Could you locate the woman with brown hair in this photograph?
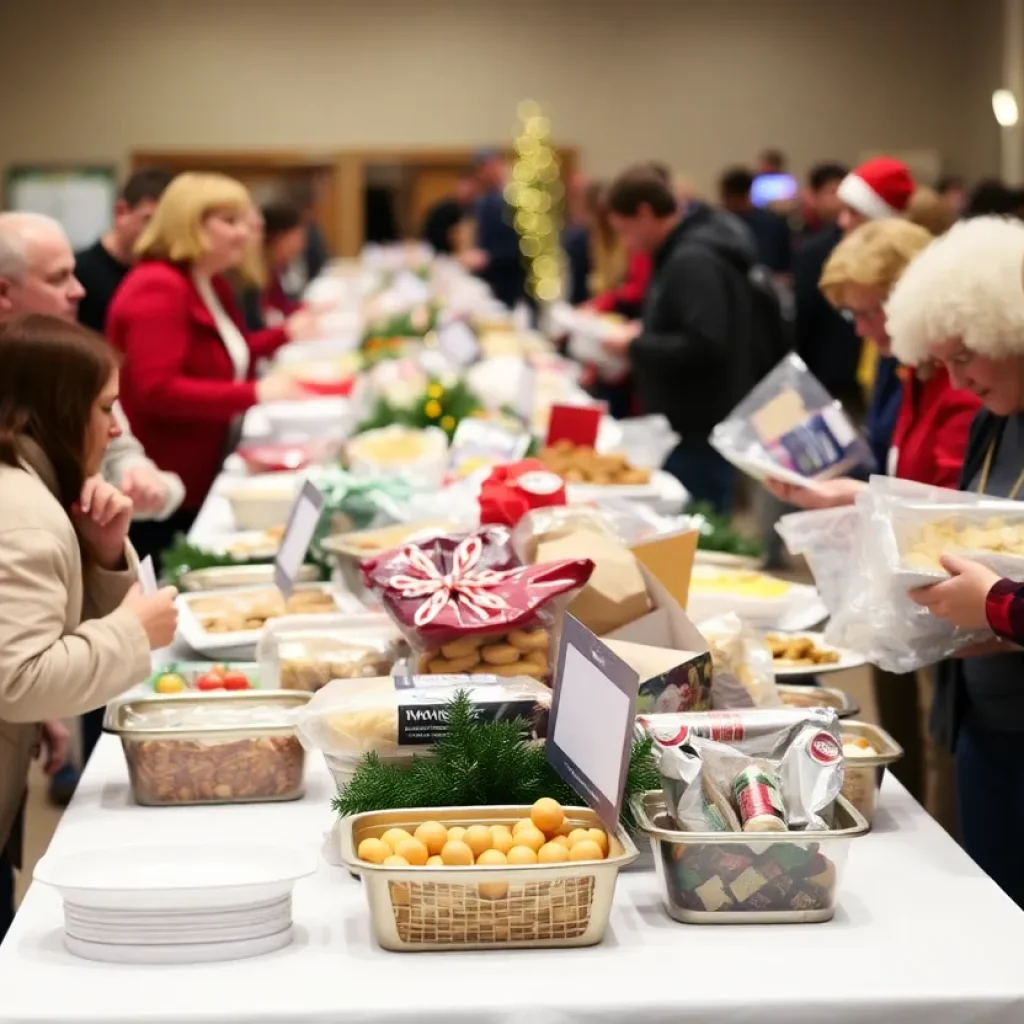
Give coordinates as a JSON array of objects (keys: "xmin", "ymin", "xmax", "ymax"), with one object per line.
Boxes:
[{"xmin": 0, "ymin": 315, "xmax": 178, "ymax": 936}]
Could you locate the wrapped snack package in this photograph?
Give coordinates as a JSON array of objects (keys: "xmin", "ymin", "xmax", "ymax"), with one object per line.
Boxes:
[
  {"xmin": 638, "ymin": 707, "xmax": 844, "ymax": 833},
  {"xmin": 824, "ymin": 478, "xmax": 1001, "ymax": 673},
  {"xmin": 710, "ymin": 353, "xmax": 873, "ymax": 487},
  {"xmin": 294, "ymin": 674, "xmax": 551, "ymax": 789},
  {"xmin": 775, "ymin": 505, "xmax": 861, "ymax": 616},
  {"xmin": 698, "ymin": 613, "xmax": 782, "ymax": 709},
  {"xmin": 360, "ymin": 525, "xmax": 594, "ymax": 684},
  {"xmin": 257, "ymin": 615, "xmax": 404, "ymax": 692}
]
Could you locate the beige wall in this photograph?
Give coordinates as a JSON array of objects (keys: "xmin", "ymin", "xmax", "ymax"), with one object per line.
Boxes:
[{"xmin": 0, "ymin": 0, "xmax": 1002, "ymax": 194}]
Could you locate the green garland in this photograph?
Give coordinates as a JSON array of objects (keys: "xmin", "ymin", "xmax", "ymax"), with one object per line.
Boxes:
[
  {"xmin": 333, "ymin": 690, "xmax": 660, "ymax": 830},
  {"xmin": 690, "ymin": 502, "xmax": 764, "ymax": 558},
  {"xmin": 355, "ymin": 378, "xmax": 482, "ymax": 442}
]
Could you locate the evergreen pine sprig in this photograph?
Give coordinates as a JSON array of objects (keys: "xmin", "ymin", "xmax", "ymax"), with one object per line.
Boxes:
[{"xmin": 331, "ymin": 690, "xmax": 659, "ymax": 829}]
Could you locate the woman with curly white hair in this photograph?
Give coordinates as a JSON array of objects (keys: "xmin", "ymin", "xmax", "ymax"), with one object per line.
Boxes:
[{"xmin": 885, "ymin": 215, "xmax": 1024, "ymax": 908}]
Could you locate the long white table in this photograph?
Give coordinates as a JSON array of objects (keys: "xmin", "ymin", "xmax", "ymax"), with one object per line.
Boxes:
[{"xmin": 2, "ymin": 736, "xmax": 1023, "ymax": 1024}]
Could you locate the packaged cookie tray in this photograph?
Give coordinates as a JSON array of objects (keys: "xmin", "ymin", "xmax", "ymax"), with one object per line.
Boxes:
[
  {"xmin": 337, "ymin": 805, "xmax": 638, "ymax": 952},
  {"xmin": 103, "ymin": 691, "xmax": 310, "ymax": 807},
  {"xmin": 840, "ymin": 720, "xmax": 903, "ymax": 826},
  {"xmin": 631, "ymin": 790, "xmax": 868, "ymax": 924},
  {"xmin": 294, "ymin": 675, "xmax": 551, "ymax": 793}
]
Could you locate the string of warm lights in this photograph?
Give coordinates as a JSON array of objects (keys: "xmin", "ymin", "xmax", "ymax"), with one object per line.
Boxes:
[{"xmin": 506, "ymin": 100, "xmax": 565, "ymax": 304}]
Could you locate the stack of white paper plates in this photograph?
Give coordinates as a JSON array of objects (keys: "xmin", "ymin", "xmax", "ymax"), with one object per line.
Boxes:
[{"xmin": 34, "ymin": 844, "xmax": 315, "ymax": 964}]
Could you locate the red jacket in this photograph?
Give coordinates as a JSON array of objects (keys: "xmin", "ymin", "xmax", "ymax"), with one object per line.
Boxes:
[
  {"xmin": 591, "ymin": 250, "xmax": 652, "ymax": 314},
  {"xmin": 262, "ymin": 273, "xmax": 301, "ymax": 325},
  {"xmin": 106, "ymin": 261, "xmax": 288, "ymax": 510},
  {"xmin": 891, "ymin": 365, "xmax": 981, "ymax": 487}
]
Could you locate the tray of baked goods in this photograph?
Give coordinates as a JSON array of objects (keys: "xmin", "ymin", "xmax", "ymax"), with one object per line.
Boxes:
[
  {"xmin": 764, "ymin": 632, "xmax": 867, "ymax": 678},
  {"xmin": 176, "ymin": 583, "xmax": 367, "ymax": 661}
]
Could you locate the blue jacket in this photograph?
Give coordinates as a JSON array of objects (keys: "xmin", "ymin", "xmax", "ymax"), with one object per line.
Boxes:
[{"xmin": 475, "ymin": 190, "xmax": 527, "ymax": 308}]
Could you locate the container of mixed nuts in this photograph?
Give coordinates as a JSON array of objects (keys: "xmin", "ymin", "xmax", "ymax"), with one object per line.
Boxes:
[{"xmin": 103, "ymin": 691, "xmax": 310, "ymax": 807}]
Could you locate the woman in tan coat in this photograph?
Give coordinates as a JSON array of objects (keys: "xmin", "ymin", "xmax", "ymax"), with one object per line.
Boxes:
[{"xmin": 0, "ymin": 316, "xmax": 178, "ymax": 934}]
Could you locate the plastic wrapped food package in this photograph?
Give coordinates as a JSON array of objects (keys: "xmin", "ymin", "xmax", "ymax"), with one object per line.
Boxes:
[
  {"xmin": 294, "ymin": 674, "xmax": 551, "ymax": 790},
  {"xmin": 775, "ymin": 505, "xmax": 862, "ymax": 616},
  {"xmin": 824, "ymin": 478, "xmax": 998, "ymax": 673},
  {"xmin": 710, "ymin": 353, "xmax": 873, "ymax": 487},
  {"xmin": 360, "ymin": 526, "xmax": 594, "ymax": 685},
  {"xmin": 257, "ymin": 614, "xmax": 404, "ymax": 692},
  {"xmin": 698, "ymin": 613, "xmax": 782, "ymax": 710}
]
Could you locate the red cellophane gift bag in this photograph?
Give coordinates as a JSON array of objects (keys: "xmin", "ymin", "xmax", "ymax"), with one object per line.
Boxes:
[{"xmin": 360, "ymin": 525, "xmax": 594, "ymax": 684}]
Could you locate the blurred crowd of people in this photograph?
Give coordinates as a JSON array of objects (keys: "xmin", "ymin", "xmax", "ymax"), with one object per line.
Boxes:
[{"xmin": 5, "ymin": 138, "xmax": 1024, "ymax": 940}]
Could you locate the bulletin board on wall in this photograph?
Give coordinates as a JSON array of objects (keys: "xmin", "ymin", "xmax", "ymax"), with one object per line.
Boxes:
[{"xmin": 3, "ymin": 165, "xmax": 118, "ymax": 250}]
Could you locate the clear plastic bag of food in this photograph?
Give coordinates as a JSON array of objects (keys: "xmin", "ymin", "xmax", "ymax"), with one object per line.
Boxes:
[
  {"xmin": 698, "ymin": 613, "xmax": 782, "ymax": 710},
  {"xmin": 775, "ymin": 505, "xmax": 862, "ymax": 615},
  {"xmin": 293, "ymin": 674, "xmax": 551, "ymax": 789},
  {"xmin": 824, "ymin": 478, "xmax": 996, "ymax": 672},
  {"xmin": 360, "ymin": 526, "xmax": 594, "ymax": 684},
  {"xmin": 637, "ymin": 707, "xmax": 843, "ymax": 833},
  {"xmin": 710, "ymin": 353, "xmax": 874, "ymax": 487},
  {"xmin": 257, "ymin": 615, "xmax": 404, "ymax": 692}
]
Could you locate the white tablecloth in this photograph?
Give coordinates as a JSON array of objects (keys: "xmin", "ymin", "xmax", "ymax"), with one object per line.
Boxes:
[{"xmin": 2, "ymin": 738, "xmax": 1023, "ymax": 1024}]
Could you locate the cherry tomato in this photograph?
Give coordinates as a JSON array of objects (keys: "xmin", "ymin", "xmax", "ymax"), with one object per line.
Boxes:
[
  {"xmin": 195, "ymin": 673, "xmax": 224, "ymax": 691},
  {"xmin": 222, "ymin": 671, "xmax": 251, "ymax": 691}
]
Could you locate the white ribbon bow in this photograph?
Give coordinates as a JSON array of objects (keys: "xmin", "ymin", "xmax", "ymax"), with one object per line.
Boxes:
[{"xmin": 389, "ymin": 535, "xmax": 522, "ymax": 626}]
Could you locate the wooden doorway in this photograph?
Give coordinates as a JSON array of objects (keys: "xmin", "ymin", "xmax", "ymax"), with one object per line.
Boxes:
[{"xmin": 129, "ymin": 150, "xmax": 340, "ymax": 252}]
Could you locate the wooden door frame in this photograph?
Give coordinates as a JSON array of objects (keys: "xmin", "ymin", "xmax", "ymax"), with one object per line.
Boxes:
[
  {"xmin": 332, "ymin": 146, "xmax": 579, "ymax": 257},
  {"xmin": 130, "ymin": 146, "xmax": 580, "ymax": 259},
  {"xmin": 130, "ymin": 149, "xmax": 340, "ymax": 252}
]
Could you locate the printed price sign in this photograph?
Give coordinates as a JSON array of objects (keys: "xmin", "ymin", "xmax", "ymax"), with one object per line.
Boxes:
[
  {"xmin": 513, "ymin": 363, "xmax": 536, "ymax": 424},
  {"xmin": 274, "ymin": 480, "xmax": 325, "ymax": 597},
  {"xmin": 547, "ymin": 614, "xmax": 640, "ymax": 830}
]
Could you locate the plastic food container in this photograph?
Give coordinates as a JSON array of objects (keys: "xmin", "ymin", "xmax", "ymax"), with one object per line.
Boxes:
[
  {"xmin": 103, "ymin": 691, "xmax": 310, "ymax": 807},
  {"xmin": 840, "ymin": 720, "xmax": 903, "ymax": 825},
  {"xmin": 631, "ymin": 790, "xmax": 868, "ymax": 924},
  {"xmin": 321, "ymin": 520, "xmax": 458, "ymax": 602},
  {"xmin": 147, "ymin": 662, "xmax": 261, "ymax": 693},
  {"xmin": 346, "ymin": 425, "xmax": 450, "ymax": 489},
  {"xmin": 338, "ymin": 805, "xmax": 638, "ymax": 951},
  {"xmin": 221, "ymin": 473, "xmax": 303, "ymax": 531},
  {"xmin": 777, "ymin": 684, "xmax": 860, "ymax": 718},
  {"xmin": 257, "ymin": 615, "xmax": 402, "ymax": 692},
  {"xmin": 175, "ymin": 583, "xmax": 363, "ymax": 661}
]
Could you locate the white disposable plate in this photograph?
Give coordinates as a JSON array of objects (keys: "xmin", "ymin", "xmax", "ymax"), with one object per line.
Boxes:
[
  {"xmin": 764, "ymin": 631, "xmax": 867, "ymax": 678},
  {"xmin": 35, "ymin": 844, "xmax": 316, "ymax": 912},
  {"xmin": 64, "ymin": 926, "xmax": 293, "ymax": 965},
  {"xmin": 64, "ymin": 912, "xmax": 293, "ymax": 947},
  {"xmin": 64, "ymin": 896, "xmax": 292, "ymax": 931}
]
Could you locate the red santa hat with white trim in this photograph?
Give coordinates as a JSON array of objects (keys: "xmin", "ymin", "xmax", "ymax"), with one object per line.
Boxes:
[{"xmin": 836, "ymin": 157, "xmax": 916, "ymax": 220}]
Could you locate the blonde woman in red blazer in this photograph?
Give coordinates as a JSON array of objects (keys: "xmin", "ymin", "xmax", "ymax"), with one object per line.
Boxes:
[{"xmin": 106, "ymin": 173, "xmax": 311, "ymax": 561}]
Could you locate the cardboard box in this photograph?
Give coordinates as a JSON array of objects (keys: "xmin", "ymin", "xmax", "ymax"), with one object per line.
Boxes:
[
  {"xmin": 604, "ymin": 562, "xmax": 712, "ymax": 714},
  {"xmin": 629, "ymin": 528, "xmax": 699, "ymax": 610},
  {"xmin": 537, "ymin": 529, "xmax": 651, "ymax": 636}
]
